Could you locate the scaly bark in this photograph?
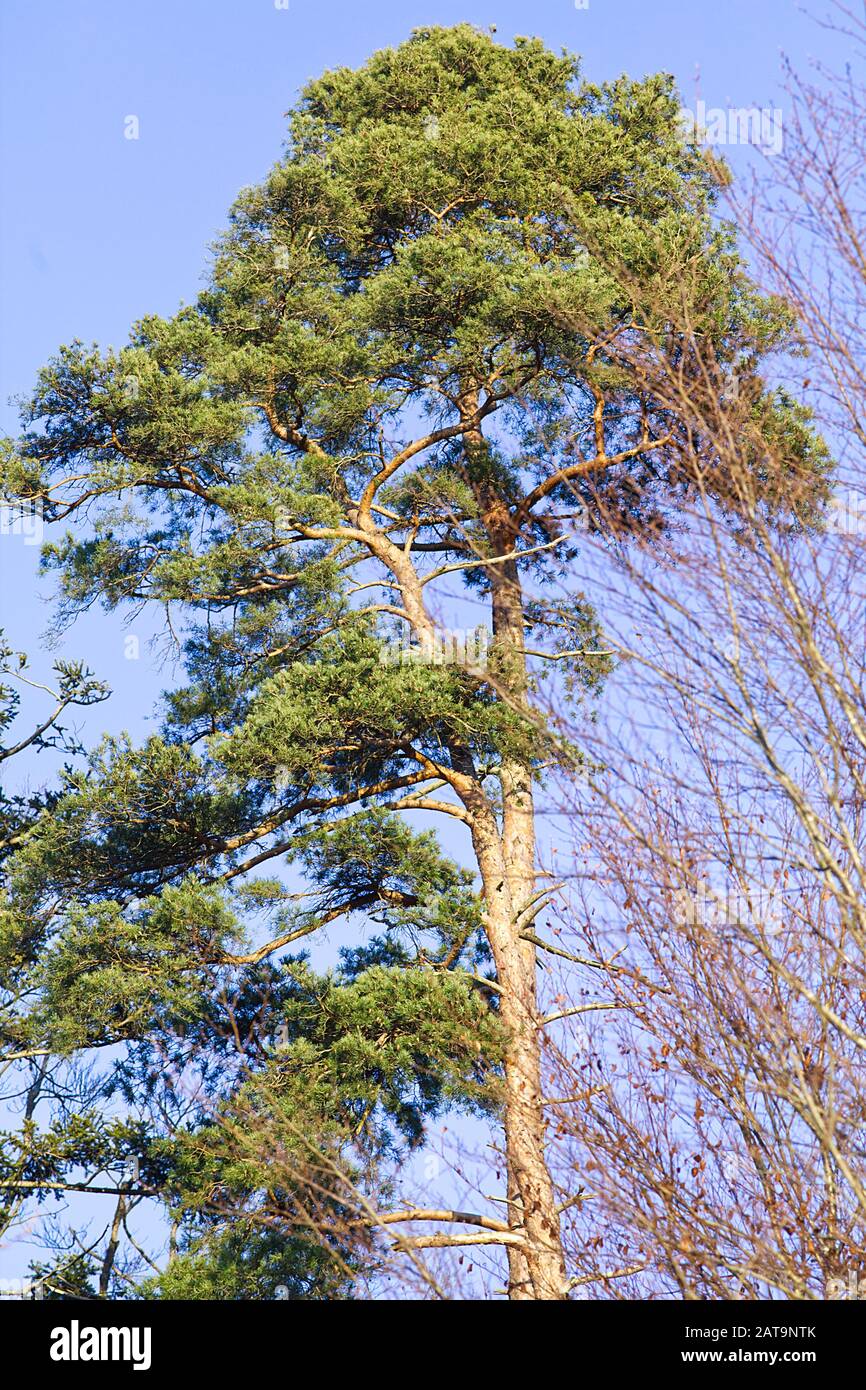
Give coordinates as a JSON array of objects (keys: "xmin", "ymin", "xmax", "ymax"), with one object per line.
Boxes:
[{"xmin": 460, "ymin": 392, "xmax": 568, "ymax": 1299}]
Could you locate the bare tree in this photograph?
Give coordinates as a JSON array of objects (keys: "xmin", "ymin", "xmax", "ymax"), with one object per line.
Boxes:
[{"xmin": 524, "ymin": 26, "xmax": 866, "ymax": 1298}]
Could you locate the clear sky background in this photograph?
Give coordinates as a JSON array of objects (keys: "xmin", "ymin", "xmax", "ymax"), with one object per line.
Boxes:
[{"xmin": 0, "ymin": 0, "xmax": 850, "ymax": 1290}]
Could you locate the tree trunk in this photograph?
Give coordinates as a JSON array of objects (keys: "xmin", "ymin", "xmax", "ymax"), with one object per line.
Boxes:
[
  {"xmin": 378, "ymin": 385, "xmax": 568, "ymax": 1297},
  {"xmin": 468, "ymin": 798, "xmax": 568, "ymax": 1298},
  {"xmin": 459, "ymin": 393, "xmax": 567, "ymax": 1296}
]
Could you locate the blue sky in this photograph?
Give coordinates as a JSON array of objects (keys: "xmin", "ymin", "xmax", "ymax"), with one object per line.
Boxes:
[{"xmin": 0, "ymin": 0, "xmax": 848, "ymax": 1289}]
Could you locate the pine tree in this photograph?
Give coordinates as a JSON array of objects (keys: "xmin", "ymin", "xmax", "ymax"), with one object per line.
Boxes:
[{"xmin": 0, "ymin": 26, "xmax": 824, "ymax": 1297}]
